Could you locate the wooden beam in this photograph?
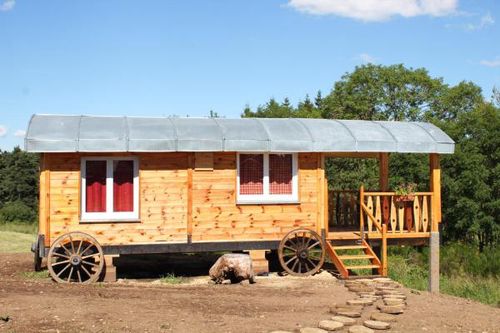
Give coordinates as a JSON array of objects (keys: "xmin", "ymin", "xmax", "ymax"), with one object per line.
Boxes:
[
  {"xmin": 39, "ymin": 154, "xmax": 51, "ymax": 247},
  {"xmin": 381, "ymin": 224, "xmax": 388, "ymax": 276},
  {"xmin": 379, "ymin": 153, "xmax": 389, "ymax": 191},
  {"xmin": 429, "ymin": 154, "xmax": 441, "ymax": 232},
  {"xmin": 316, "ymin": 154, "xmax": 324, "ymax": 235},
  {"xmin": 38, "ymin": 154, "xmax": 47, "ymax": 241},
  {"xmin": 322, "ymin": 154, "xmax": 329, "ymax": 234},
  {"xmin": 187, "ymin": 154, "xmax": 194, "ymax": 242}
]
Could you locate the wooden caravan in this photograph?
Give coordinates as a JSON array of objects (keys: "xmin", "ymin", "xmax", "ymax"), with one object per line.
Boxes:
[{"xmin": 26, "ymin": 115, "xmax": 454, "ymax": 283}]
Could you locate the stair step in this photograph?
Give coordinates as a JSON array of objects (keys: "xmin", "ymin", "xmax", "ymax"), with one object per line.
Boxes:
[
  {"xmin": 338, "ymin": 254, "xmax": 375, "ymax": 260},
  {"xmin": 333, "ymin": 245, "xmax": 367, "ymax": 250},
  {"xmin": 345, "ymin": 264, "xmax": 380, "ymax": 270}
]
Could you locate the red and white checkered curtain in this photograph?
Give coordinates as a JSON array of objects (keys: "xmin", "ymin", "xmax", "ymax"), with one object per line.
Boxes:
[
  {"xmin": 239, "ymin": 154, "xmax": 263, "ymax": 194},
  {"xmin": 269, "ymin": 154, "xmax": 292, "ymax": 194}
]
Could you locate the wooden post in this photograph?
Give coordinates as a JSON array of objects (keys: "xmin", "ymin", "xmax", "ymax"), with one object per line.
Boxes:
[
  {"xmin": 248, "ymin": 250, "xmax": 269, "ymax": 275},
  {"xmin": 429, "ymin": 231, "xmax": 440, "ymax": 293},
  {"xmin": 379, "ymin": 153, "xmax": 389, "ymax": 191},
  {"xmin": 429, "ymin": 154, "xmax": 441, "ymax": 232},
  {"xmin": 316, "ymin": 154, "xmax": 325, "ymax": 235},
  {"xmin": 359, "ymin": 185, "xmax": 365, "ymax": 240},
  {"xmin": 103, "ymin": 254, "xmax": 119, "ymax": 282},
  {"xmin": 39, "ymin": 154, "xmax": 51, "ymax": 247},
  {"xmin": 429, "ymin": 153, "xmax": 441, "ymax": 293},
  {"xmin": 382, "ymin": 223, "xmax": 388, "ymax": 276},
  {"xmin": 187, "ymin": 154, "xmax": 194, "ymax": 243}
]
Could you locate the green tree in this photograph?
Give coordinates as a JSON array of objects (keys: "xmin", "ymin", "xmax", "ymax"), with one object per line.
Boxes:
[
  {"xmin": 322, "ymin": 64, "xmax": 443, "ymax": 121},
  {"xmin": 440, "ymin": 102, "xmax": 500, "ymax": 250},
  {"xmin": 0, "ymin": 147, "xmax": 39, "ymax": 220}
]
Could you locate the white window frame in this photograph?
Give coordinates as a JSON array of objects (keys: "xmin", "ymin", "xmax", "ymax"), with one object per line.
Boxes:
[
  {"xmin": 236, "ymin": 152, "xmax": 298, "ymax": 204},
  {"xmin": 80, "ymin": 156, "xmax": 139, "ymax": 222}
]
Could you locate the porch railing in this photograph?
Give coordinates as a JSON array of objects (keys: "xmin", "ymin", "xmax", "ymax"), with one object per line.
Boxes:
[
  {"xmin": 359, "ymin": 186, "xmax": 434, "ymax": 235},
  {"xmin": 328, "ymin": 190, "xmax": 359, "ymax": 229}
]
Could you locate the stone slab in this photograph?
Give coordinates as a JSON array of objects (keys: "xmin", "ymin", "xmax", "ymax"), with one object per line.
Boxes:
[
  {"xmin": 370, "ymin": 312, "xmax": 398, "ymax": 322},
  {"xmin": 377, "ymin": 305, "xmax": 404, "ymax": 314},
  {"xmin": 330, "ymin": 316, "xmax": 356, "ymax": 326},
  {"xmin": 347, "ymin": 299, "xmax": 373, "ymax": 306},
  {"xmin": 318, "ymin": 320, "xmax": 344, "ymax": 331},
  {"xmin": 349, "ymin": 325, "xmax": 374, "ymax": 333},
  {"xmin": 336, "ymin": 310, "xmax": 362, "ymax": 318},
  {"xmin": 364, "ymin": 320, "xmax": 391, "ymax": 330}
]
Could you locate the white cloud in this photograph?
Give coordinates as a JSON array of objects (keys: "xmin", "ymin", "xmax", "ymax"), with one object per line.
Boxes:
[
  {"xmin": 0, "ymin": 125, "xmax": 7, "ymax": 137},
  {"xmin": 358, "ymin": 53, "xmax": 376, "ymax": 64},
  {"xmin": 0, "ymin": 0, "xmax": 15, "ymax": 12},
  {"xmin": 14, "ymin": 129, "xmax": 26, "ymax": 138},
  {"xmin": 480, "ymin": 57, "xmax": 500, "ymax": 68},
  {"xmin": 465, "ymin": 13, "xmax": 494, "ymax": 31},
  {"xmin": 287, "ymin": 0, "xmax": 458, "ymax": 22}
]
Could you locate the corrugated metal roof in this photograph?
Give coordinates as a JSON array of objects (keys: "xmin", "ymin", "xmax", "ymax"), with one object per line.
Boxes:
[{"xmin": 24, "ymin": 114, "xmax": 455, "ymax": 154}]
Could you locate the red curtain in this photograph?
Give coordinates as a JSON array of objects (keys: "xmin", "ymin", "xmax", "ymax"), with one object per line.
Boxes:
[
  {"xmin": 86, "ymin": 161, "xmax": 107, "ymax": 212},
  {"xmin": 113, "ymin": 160, "xmax": 134, "ymax": 212},
  {"xmin": 269, "ymin": 154, "xmax": 292, "ymax": 194},
  {"xmin": 239, "ymin": 154, "xmax": 263, "ymax": 194}
]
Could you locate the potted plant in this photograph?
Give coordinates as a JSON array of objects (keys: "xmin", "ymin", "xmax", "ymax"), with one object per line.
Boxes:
[
  {"xmin": 393, "ymin": 182, "xmax": 417, "ymax": 232},
  {"xmin": 393, "ymin": 182, "xmax": 417, "ymax": 203}
]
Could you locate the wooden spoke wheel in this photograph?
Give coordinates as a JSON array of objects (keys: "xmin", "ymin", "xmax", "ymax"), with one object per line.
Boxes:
[
  {"xmin": 278, "ymin": 228, "xmax": 325, "ymax": 276},
  {"xmin": 47, "ymin": 232, "xmax": 104, "ymax": 284}
]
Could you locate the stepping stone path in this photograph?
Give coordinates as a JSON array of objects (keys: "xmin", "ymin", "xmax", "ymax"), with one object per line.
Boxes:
[
  {"xmin": 348, "ymin": 325, "xmax": 374, "ymax": 333},
  {"xmin": 383, "ymin": 298, "xmax": 406, "ymax": 306},
  {"xmin": 269, "ymin": 277, "xmax": 410, "ymax": 332},
  {"xmin": 377, "ymin": 304, "xmax": 405, "ymax": 314},
  {"xmin": 318, "ymin": 320, "xmax": 344, "ymax": 331},
  {"xmin": 364, "ymin": 320, "xmax": 391, "ymax": 330},
  {"xmin": 347, "ymin": 299, "xmax": 374, "ymax": 306},
  {"xmin": 370, "ymin": 312, "xmax": 398, "ymax": 322},
  {"xmin": 300, "ymin": 328, "xmax": 328, "ymax": 333},
  {"xmin": 330, "ymin": 316, "xmax": 356, "ymax": 326},
  {"xmin": 336, "ymin": 310, "xmax": 362, "ymax": 318}
]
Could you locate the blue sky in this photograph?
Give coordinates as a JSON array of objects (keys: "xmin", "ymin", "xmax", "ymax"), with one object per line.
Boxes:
[{"xmin": 0, "ymin": 0, "xmax": 499, "ymax": 150}]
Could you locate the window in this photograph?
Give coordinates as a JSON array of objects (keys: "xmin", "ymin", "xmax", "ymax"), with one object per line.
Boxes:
[
  {"xmin": 81, "ymin": 157, "xmax": 139, "ymax": 221},
  {"xmin": 237, "ymin": 153, "xmax": 298, "ymax": 204}
]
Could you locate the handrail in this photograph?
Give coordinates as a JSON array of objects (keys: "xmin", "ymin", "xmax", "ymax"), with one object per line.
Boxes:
[
  {"xmin": 361, "ymin": 202, "xmax": 383, "ymax": 233},
  {"xmin": 364, "ymin": 191, "xmax": 433, "ymax": 196}
]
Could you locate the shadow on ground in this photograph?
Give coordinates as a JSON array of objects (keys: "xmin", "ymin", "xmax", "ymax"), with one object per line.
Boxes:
[{"xmin": 113, "ymin": 251, "xmax": 298, "ymax": 279}]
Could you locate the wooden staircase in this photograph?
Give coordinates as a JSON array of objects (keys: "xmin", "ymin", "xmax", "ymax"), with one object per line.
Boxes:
[{"xmin": 325, "ymin": 238, "xmax": 383, "ymax": 278}]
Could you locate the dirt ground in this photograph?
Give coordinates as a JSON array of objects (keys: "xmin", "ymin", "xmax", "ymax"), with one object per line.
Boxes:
[{"xmin": 0, "ymin": 253, "xmax": 499, "ymax": 333}]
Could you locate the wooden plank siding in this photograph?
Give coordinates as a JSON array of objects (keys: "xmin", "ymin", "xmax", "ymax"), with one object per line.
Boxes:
[
  {"xmin": 42, "ymin": 152, "xmax": 322, "ymax": 246},
  {"xmin": 191, "ymin": 152, "xmax": 321, "ymax": 242}
]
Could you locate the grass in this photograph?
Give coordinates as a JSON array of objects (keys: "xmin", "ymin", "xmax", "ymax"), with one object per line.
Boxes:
[
  {"xmin": 20, "ymin": 270, "xmax": 49, "ymax": 279},
  {"xmin": 388, "ymin": 243, "xmax": 500, "ymax": 307},
  {"xmin": 0, "ymin": 230, "xmax": 35, "ymax": 253},
  {"xmin": 159, "ymin": 273, "xmax": 184, "ymax": 284},
  {"xmin": 0, "ymin": 222, "xmax": 37, "ymax": 234}
]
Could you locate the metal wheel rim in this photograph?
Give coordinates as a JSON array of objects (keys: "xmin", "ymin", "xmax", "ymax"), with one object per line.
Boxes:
[
  {"xmin": 278, "ymin": 228, "xmax": 325, "ymax": 276},
  {"xmin": 47, "ymin": 232, "xmax": 104, "ymax": 284}
]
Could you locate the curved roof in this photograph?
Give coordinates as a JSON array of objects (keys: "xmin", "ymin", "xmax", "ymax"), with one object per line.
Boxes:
[{"xmin": 25, "ymin": 114, "xmax": 455, "ymax": 154}]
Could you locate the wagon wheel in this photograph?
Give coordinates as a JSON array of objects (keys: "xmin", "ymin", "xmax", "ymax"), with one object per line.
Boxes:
[
  {"xmin": 47, "ymin": 232, "xmax": 104, "ymax": 284},
  {"xmin": 278, "ymin": 228, "xmax": 325, "ymax": 276}
]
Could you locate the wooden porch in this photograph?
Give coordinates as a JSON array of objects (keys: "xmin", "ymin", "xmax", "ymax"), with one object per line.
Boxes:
[{"xmin": 320, "ymin": 153, "xmax": 442, "ymax": 279}]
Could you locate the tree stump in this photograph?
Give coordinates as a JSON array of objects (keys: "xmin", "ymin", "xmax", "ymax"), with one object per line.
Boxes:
[{"xmin": 209, "ymin": 253, "xmax": 256, "ymax": 284}]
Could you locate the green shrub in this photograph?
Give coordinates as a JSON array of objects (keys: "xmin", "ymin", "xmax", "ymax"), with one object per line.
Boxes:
[
  {"xmin": 0, "ymin": 200, "xmax": 37, "ymax": 224},
  {"xmin": 388, "ymin": 243, "xmax": 500, "ymax": 306}
]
